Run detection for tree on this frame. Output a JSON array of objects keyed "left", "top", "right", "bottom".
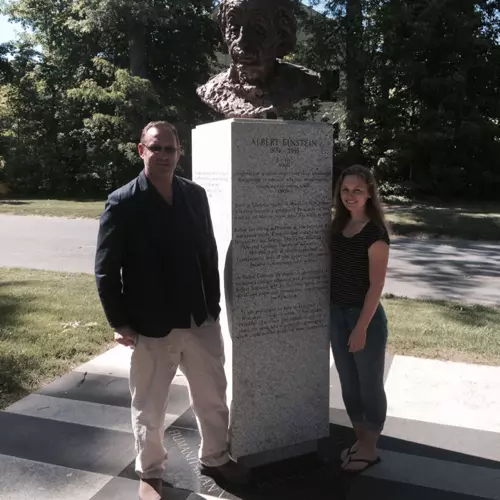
[
  {"left": 0, "top": 43, "right": 13, "bottom": 84},
  {"left": 368, "top": 0, "right": 500, "bottom": 198},
  {"left": 299, "top": 0, "right": 500, "bottom": 199},
  {"left": 66, "top": 57, "right": 171, "bottom": 192},
  {"left": 1, "top": 0, "right": 221, "bottom": 194}
]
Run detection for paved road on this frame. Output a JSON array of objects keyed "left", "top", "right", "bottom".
[{"left": 1, "top": 214, "right": 499, "bottom": 306}]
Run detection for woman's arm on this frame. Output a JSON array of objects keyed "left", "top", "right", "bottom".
[{"left": 356, "top": 240, "right": 390, "bottom": 331}]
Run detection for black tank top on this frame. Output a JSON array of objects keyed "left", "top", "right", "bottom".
[{"left": 330, "top": 220, "right": 390, "bottom": 306}]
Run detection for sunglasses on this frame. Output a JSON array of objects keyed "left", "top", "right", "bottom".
[{"left": 142, "top": 144, "right": 181, "bottom": 155}]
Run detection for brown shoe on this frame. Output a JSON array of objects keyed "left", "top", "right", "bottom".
[
  {"left": 200, "top": 459, "right": 251, "bottom": 485},
  {"left": 138, "top": 478, "right": 162, "bottom": 500}
]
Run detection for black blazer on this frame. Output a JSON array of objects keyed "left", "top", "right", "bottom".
[{"left": 95, "top": 170, "right": 221, "bottom": 337}]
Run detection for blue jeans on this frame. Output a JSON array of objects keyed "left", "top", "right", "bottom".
[{"left": 330, "top": 303, "right": 388, "bottom": 433}]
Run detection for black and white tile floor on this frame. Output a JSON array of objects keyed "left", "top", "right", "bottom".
[{"left": 1, "top": 346, "right": 500, "bottom": 500}]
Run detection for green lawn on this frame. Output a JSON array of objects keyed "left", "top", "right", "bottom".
[
  {"left": 0, "top": 268, "right": 113, "bottom": 409},
  {"left": 1, "top": 267, "right": 499, "bottom": 409},
  {"left": 382, "top": 294, "right": 500, "bottom": 365},
  {"left": 0, "top": 198, "right": 104, "bottom": 219}
]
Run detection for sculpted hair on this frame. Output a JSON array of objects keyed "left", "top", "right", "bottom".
[
  {"left": 332, "top": 165, "right": 389, "bottom": 234},
  {"left": 218, "top": 0, "right": 297, "bottom": 58},
  {"left": 140, "top": 121, "right": 180, "bottom": 146}
]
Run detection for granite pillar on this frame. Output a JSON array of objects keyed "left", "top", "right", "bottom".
[{"left": 192, "top": 118, "right": 333, "bottom": 466}]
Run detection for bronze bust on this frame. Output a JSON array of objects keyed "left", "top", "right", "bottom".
[{"left": 196, "top": 0, "right": 323, "bottom": 118}]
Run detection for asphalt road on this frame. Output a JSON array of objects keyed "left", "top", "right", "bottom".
[{"left": 1, "top": 214, "right": 499, "bottom": 306}]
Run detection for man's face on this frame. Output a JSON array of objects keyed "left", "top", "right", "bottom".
[
  {"left": 222, "top": 0, "right": 283, "bottom": 79},
  {"left": 138, "top": 127, "right": 180, "bottom": 179}
]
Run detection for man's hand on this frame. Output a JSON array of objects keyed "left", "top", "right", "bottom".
[
  {"left": 114, "top": 326, "right": 138, "bottom": 348},
  {"left": 348, "top": 326, "right": 367, "bottom": 353}
]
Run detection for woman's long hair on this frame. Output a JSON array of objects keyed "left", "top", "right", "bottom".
[{"left": 331, "top": 165, "right": 389, "bottom": 234}]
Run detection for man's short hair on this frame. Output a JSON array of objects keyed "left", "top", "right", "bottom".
[{"left": 140, "top": 121, "right": 180, "bottom": 146}]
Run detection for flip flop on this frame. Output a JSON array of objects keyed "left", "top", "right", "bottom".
[
  {"left": 341, "top": 456, "right": 381, "bottom": 475},
  {"left": 340, "top": 443, "right": 358, "bottom": 462}
]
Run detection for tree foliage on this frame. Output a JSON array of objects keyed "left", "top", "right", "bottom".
[
  {"left": 1, "top": 0, "right": 500, "bottom": 199},
  {"left": 297, "top": 0, "right": 500, "bottom": 199},
  {"left": 0, "top": 0, "right": 220, "bottom": 195}
]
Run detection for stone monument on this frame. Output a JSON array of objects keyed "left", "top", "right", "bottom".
[{"left": 192, "top": 0, "right": 333, "bottom": 467}]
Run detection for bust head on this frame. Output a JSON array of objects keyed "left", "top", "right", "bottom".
[
  {"left": 218, "top": 0, "right": 297, "bottom": 84},
  {"left": 196, "top": 0, "right": 321, "bottom": 118}
]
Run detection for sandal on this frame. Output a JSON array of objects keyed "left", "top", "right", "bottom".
[
  {"left": 341, "top": 456, "right": 381, "bottom": 475},
  {"left": 340, "top": 443, "right": 358, "bottom": 462}
]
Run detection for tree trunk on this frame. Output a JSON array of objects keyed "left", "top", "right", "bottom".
[
  {"left": 378, "top": 33, "right": 392, "bottom": 153},
  {"left": 128, "top": 19, "right": 147, "bottom": 78},
  {"left": 345, "top": 0, "right": 365, "bottom": 162}
]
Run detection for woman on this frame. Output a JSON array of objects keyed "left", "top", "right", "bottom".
[{"left": 329, "top": 164, "right": 390, "bottom": 474}]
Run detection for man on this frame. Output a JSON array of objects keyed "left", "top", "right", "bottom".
[{"left": 95, "top": 121, "right": 248, "bottom": 500}]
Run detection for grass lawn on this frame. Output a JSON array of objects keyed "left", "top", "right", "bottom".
[
  {"left": 382, "top": 294, "right": 500, "bottom": 365},
  {"left": 384, "top": 201, "right": 500, "bottom": 241},
  {"left": 0, "top": 268, "right": 113, "bottom": 409},
  {"left": 0, "top": 198, "right": 104, "bottom": 219},
  {"left": 1, "top": 268, "right": 499, "bottom": 409}
]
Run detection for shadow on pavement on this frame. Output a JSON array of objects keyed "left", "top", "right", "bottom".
[
  {"left": 0, "top": 200, "right": 31, "bottom": 206},
  {"left": 387, "top": 204, "right": 500, "bottom": 241},
  {"left": 387, "top": 238, "right": 500, "bottom": 305}
]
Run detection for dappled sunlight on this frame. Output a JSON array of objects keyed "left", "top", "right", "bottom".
[
  {"left": 385, "top": 203, "right": 500, "bottom": 240},
  {"left": 385, "top": 238, "right": 500, "bottom": 306}
]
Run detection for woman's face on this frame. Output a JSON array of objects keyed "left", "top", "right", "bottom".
[{"left": 340, "top": 175, "right": 371, "bottom": 213}]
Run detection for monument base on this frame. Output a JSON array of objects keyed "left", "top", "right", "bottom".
[
  {"left": 124, "top": 411, "right": 349, "bottom": 500},
  {"left": 192, "top": 118, "right": 333, "bottom": 466},
  {"left": 237, "top": 439, "right": 319, "bottom": 469}
]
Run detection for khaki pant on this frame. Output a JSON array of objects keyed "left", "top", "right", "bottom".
[{"left": 129, "top": 317, "right": 230, "bottom": 479}]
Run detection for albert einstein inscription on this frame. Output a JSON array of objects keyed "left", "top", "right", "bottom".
[{"left": 231, "top": 134, "right": 331, "bottom": 339}]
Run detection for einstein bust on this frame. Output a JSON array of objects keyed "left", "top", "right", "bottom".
[{"left": 196, "top": 0, "right": 323, "bottom": 118}]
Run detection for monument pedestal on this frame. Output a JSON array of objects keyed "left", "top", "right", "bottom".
[{"left": 192, "top": 118, "right": 333, "bottom": 467}]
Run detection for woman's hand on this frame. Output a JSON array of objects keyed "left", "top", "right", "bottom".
[{"left": 348, "top": 326, "right": 367, "bottom": 352}]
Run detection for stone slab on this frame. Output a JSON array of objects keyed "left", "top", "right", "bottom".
[
  {"left": 351, "top": 476, "right": 494, "bottom": 500},
  {"left": 6, "top": 394, "right": 134, "bottom": 433},
  {"left": 117, "top": 419, "right": 500, "bottom": 500},
  {"left": 74, "top": 345, "right": 133, "bottom": 379},
  {"left": 7, "top": 391, "right": 189, "bottom": 434},
  {"left": 36, "top": 370, "right": 190, "bottom": 411},
  {"left": 36, "top": 372, "right": 133, "bottom": 408},
  {"left": 192, "top": 118, "right": 333, "bottom": 463},
  {"left": 365, "top": 449, "right": 500, "bottom": 500},
  {"left": 0, "top": 412, "right": 134, "bottom": 476},
  {"left": 330, "top": 411, "right": 500, "bottom": 469},
  {"left": 90, "top": 477, "right": 191, "bottom": 500},
  {"left": 0, "top": 454, "right": 112, "bottom": 500},
  {"left": 73, "top": 345, "right": 189, "bottom": 387},
  {"left": 118, "top": 426, "right": 236, "bottom": 499},
  {"left": 384, "top": 355, "right": 500, "bottom": 433},
  {"left": 132, "top": 425, "right": 343, "bottom": 499}
]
